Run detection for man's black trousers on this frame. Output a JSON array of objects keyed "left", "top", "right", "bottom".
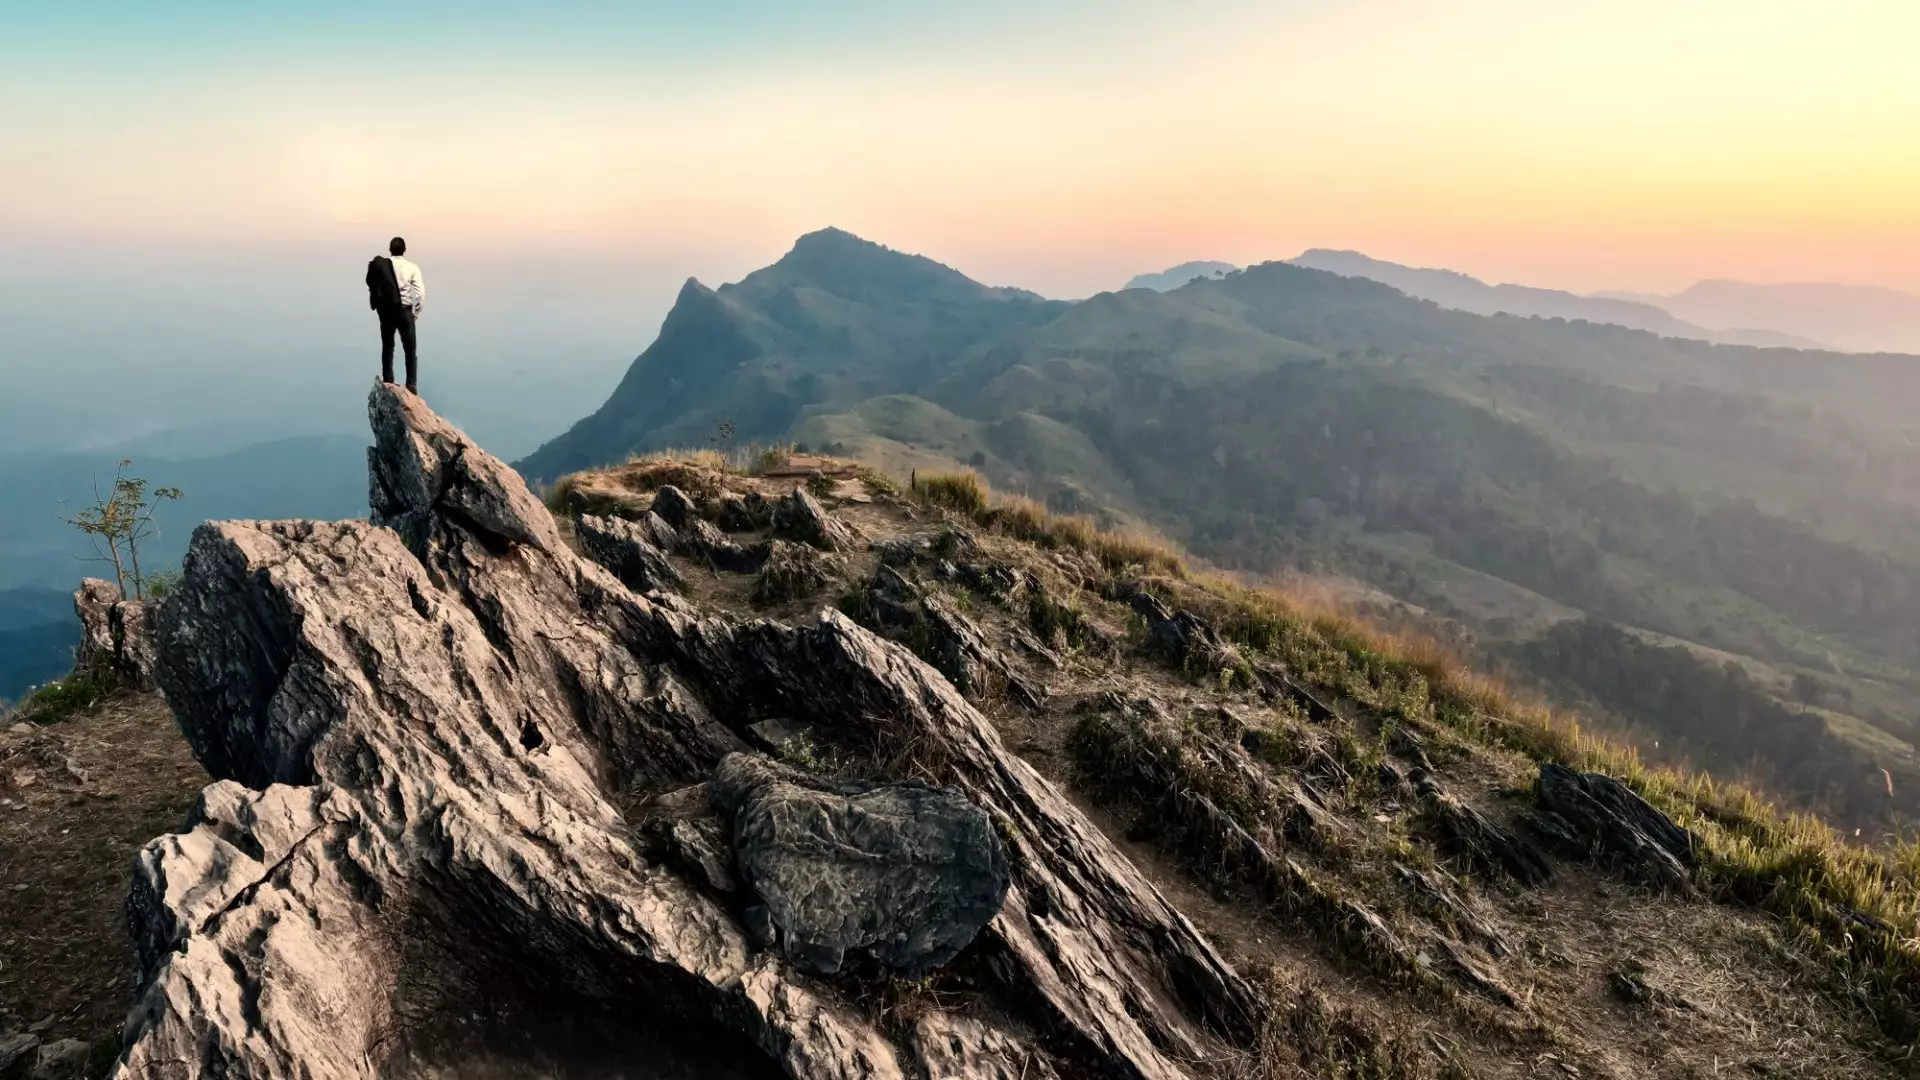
[{"left": 378, "top": 304, "right": 418, "bottom": 388}]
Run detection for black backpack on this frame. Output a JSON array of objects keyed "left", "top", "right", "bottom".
[{"left": 365, "top": 256, "right": 402, "bottom": 309}]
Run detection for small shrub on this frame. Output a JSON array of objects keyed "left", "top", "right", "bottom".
[
  {"left": 141, "top": 567, "right": 184, "bottom": 600},
  {"left": 12, "top": 666, "right": 115, "bottom": 725}
]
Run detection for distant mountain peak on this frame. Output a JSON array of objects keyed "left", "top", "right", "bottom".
[
  {"left": 748, "top": 227, "right": 1023, "bottom": 306},
  {"left": 786, "top": 226, "right": 881, "bottom": 256},
  {"left": 1124, "top": 260, "right": 1239, "bottom": 293}
]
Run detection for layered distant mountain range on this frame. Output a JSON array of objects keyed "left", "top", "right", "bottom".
[
  {"left": 524, "top": 227, "right": 1920, "bottom": 829},
  {"left": 1127, "top": 249, "right": 1920, "bottom": 353}
]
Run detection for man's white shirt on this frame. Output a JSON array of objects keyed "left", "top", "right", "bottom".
[{"left": 390, "top": 255, "right": 426, "bottom": 312}]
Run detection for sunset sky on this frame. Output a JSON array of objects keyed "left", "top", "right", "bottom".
[{"left": 5, "top": 0, "right": 1919, "bottom": 297}]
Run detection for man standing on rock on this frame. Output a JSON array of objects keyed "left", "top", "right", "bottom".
[{"left": 365, "top": 237, "right": 427, "bottom": 394}]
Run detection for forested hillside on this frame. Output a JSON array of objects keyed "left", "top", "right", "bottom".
[{"left": 521, "top": 230, "right": 1920, "bottom": 832}]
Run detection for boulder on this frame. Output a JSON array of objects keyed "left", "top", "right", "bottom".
[
  {"left": 710, "top": 753, "right": 1010, "bottom": 977},
  {"left": 751, "top": 540, "right": 832, "bottom": 605},
  {"left": 1535, "top": 764, "right": 1697, "bottom": 892},
  {"left": 772, "top": 488, "right": 855, "bottom": 552},
  {"left": 115, "top": 383, "right": 1256, "bottom": 1080},
  {"left": 576, "top": 513, "right": 685, "bottom": 595},
  {"left": 649, "top": 484, "right": 701, "bottom": 530},
  {"left": 716, "top": 492, "right": 772, "bottom": 533}
]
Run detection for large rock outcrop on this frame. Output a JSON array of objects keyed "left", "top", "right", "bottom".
[{"left": 116, "top": 384, "right": 1253, "bottom": 1079}]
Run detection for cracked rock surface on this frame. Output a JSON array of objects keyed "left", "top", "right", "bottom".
[{"left": 115, "top": 384, "right": 1250, "bottom": 1079}]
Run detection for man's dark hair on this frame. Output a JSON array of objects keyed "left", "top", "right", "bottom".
[{"left": 389, "top": 237, "right": 406, "bottom": 256}]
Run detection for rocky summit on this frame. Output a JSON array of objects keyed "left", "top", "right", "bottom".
[
  {"left": 114, "top": 385, "right": 1249, "bottom": 1079},
  {"left": 89, "top": 384, "right": 1915, "bottom": 1079}
]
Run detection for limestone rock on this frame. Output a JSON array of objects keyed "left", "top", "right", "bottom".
[
  {"left": 113, "top": 383, "right": 1255, "bottom": 1080},
  {"left": 577, "top": 513, "right": 685, "bottom": 595},
  {"left": 710, "top": 753, "right": 1010, "bottom": 977},
  {"left": 73, "top": 579, "right": 118, "bottom": 668},
  {"left": 72, "top": 579, "right": 156, "bottom": 690}
]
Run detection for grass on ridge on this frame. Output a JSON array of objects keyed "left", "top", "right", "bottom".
[
  {"left": 909, "top": 469, "right": 1185, "bottom": 577},
  {"left": 900, "top": 465, "right": 1920, "bottom": 1044},
  {"left": 548, "top": 449, "right": 1920, "bottom": 1044}
]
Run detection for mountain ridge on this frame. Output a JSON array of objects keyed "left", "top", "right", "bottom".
[
  {"left": 1284, "top": 249, "right": 1822, "bottom": 348},
  {"left": 520, "top": 227, "right": 1920, "bottom": 837}
]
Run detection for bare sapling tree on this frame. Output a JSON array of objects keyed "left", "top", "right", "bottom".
[{"left": 60, "top": 459, "right": 184, "bottom": 601}]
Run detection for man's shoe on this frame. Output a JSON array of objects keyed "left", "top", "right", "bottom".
[{"left": 405, "top": 384, "right": 419, "bottom": 395}]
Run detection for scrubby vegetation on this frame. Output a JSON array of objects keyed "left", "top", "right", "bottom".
[
  {"left": 891, "top": 469, "right": 1920, "bottom": 1049},
  {"left": 911, "top": 469, "right": 1184, "bottom": 576},
  {"left": 6, "top": 664, "right": 115, "bottom": 726}
]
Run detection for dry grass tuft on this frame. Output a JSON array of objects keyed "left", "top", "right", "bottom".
[{"left": 906, "top": 470, "right": 1185, "bottom": 576}]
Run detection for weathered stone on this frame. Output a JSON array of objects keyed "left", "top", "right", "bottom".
[
  {"left": 576, "top": 513, "right": 685, "bottom": 595},
  {"left": 650, "top": 484, "right": 701, "bottom": 530},
  {"left": 710, "top": 753, "right": 1010, "bottom": 977},
  {"left": 685, "top": 517, "right": 769, "bottom": 574},
  {"left": 1129, "top": 592, "right": 1175, "bottom": 625},
  {"left": 73, "top": 579, "right": 118, "bottom": 668},
  {"left": 29, "top": 1040, "right": 88, "bottom": 1080},
  {"left": 1413, "top": 769, "right": 1552, "bottom": 887},
  {"left": 1395, "top": 864, "right": 1510, "bottom": 958},
  {"left": 1536, "top": 764, "right": 1697, "bottom": 892},
  {"left": 1143, "top": 608, "right": 1241, "bottom": 674},
  {"left": 751, "top": 541, "right": 832, "bottom": 605},
  {"left": 72, "top": 579, "right": 156, "bottom": 691},
  {"left": 716, "top": 492, "right": 773, "bottom": 533},
  {"left": 910, "top": 1014, "right": 1055, "bottom": 1080},
  {"left": 0, "top": 1033, "right": 39, "bottom": 1080},
  {"left": 920, "top": 594, "right": 1004, "bottom": 697},
  {"left": 117, "top": 383, "right": 1254, "bottom": 1080},
  {"left": 772, "top": 489, "right": 856, "bottom": 552},
  {"left": 641, "top": 791, "right": 740, "bottom": 894}
]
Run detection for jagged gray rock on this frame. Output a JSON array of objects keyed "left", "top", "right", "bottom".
[
  {"left": 1535, "top": 763, "right": 1697, "bottom": 892},
  {"left": 28, "top": 1040, "right": 88, "bottom": 1080},
  {"left": 650, "top": 484, "right": 702, "bottom": 530},
  {"left": 1141, "top": 606, "right": 1242, "bottom": 675},
  {"left": 710, "top": 753, "right": 1010, "bottom": 977},
  {"left": 0, "top": 1033, "right": 38, "bottom": 1080},
  {"left": 114, "top": 383, "right": 1255, "bottom": 1080},
  {"left": 771, "top": 488, "right": 855, "bottom": 552},
  {"left": 72, "top": 579, "right": 156, "bottom": 691},
  {"left": 1413, "top": 769, "right": 1552, "bottom": 887},
  {"left": 576, "top": 513, "right": 685, "bottom": 594},
  {"left": 751, "top": 540, "right": 832, "bottom": 605},
  {"left": 718, "top": 492, "right": 773, "bottom": 533}
]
